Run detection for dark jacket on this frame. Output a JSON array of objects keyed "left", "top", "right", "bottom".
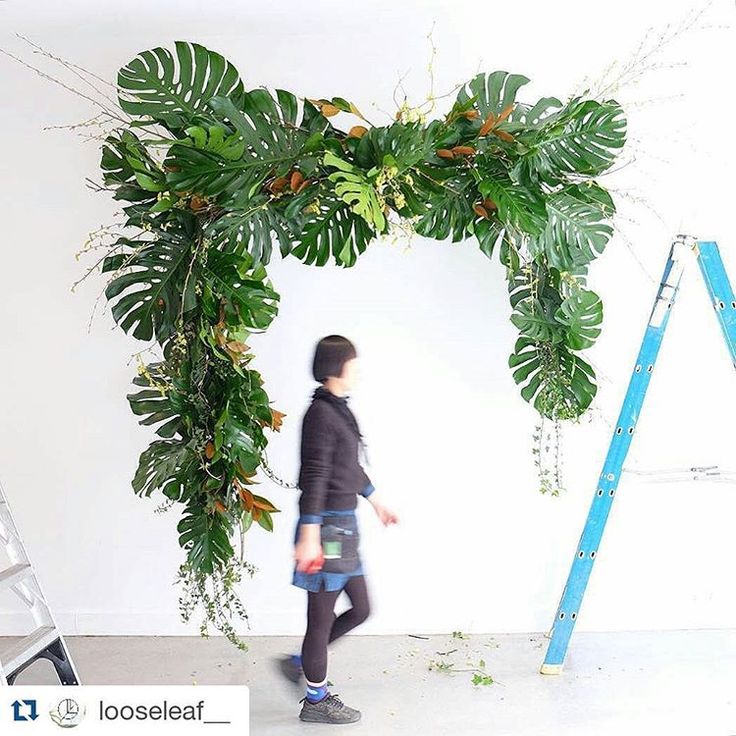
[{"left": 297, "top": 386, "right": 375, "bottom": 524}]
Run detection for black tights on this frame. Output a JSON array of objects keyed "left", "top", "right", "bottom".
[{"left": 301, "top": 575, "right": 371, "bottom": 683}]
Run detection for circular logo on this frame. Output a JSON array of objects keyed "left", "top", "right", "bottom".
[{"left": 48, "top": 698, "right": 86, "bottom": 728}]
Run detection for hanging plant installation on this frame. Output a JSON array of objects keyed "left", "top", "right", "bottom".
[{"left": 95, "top": 41, "right": 626, "bottom": 646}]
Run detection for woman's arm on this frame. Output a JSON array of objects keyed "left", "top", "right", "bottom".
[{"left": 297, "top": 402, "right": 336, "bottom": 523}]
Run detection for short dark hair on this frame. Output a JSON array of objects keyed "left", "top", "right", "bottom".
[{"left": 312, "top": 335, "right": 357, "bottom": 383}]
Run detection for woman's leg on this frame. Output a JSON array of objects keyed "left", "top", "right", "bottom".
[
  {"left": 328, "top": 575, "right": 371, "bottom": 644},
  {"left": 301, "top": 583, "right": 342, "bottom": 685}
]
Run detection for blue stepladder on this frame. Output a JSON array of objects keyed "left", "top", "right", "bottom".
[{"left": 540, "top": 236, "right": 736, "bottom": 675}]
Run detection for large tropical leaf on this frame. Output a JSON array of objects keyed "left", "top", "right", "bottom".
[
  {"left": 353, "top": 121, "right": 428, "bottom": 172},
  {"left": 478, "top": 176, "right": 547, "bottom": 236},
  {"left": 203, "top": 204, "right": 293, "bottom": 267},
  {"left": 508, "top": 266, "right": 565, "bottom": 344},
  {"left": 132, "top": 439, "right": 201, "bottom": 501},
  {"left": 203, "top": 250, "right": 279, "bottom": 329},
  {"left": 214, "top": 397, "right": 261, "bottom": 474},
  {"left": 509, "top": 337, "right": 597, "bottom": 418},
  {"left": 100, "top": 130, "right": 161, "bottom": 206},
  {"left": 163, "top": 123, "right": 250, "bottom": 201},
  {"left": 324, "top": 152, "right": 386, "bottom": 232},
  {"left": 470, "top": 217, "right": 505, "bottom": 260},
  {"left": 514, "top": 98, "right": 626, "bottom": 185},
  {"left": 206, "top": 90, "right": 310, "bottom": 178},
  {"left": 455, "top": 71, "right": 531, "bottom": 120},
  {"left": 531, "top": 191, "right": 613, "bottom": 270},
  {"left": 412, "top": 164, "right": 476, "bottom": 243},
  {"left": 511, "top": 96, "right": 565, "bottom": 127},
  {"left": 555, "top": 288, "right": 603, "bottom": 350},
  {"left": 102, "top": 230, "right": 196, "bottom": 342},
  {"left": 178, "top": 503, "right": 234, "bottom": 575},
  {"left": 161, "top": 90, "right": 312, "bottom": 209},
  {"left": 127, "top": 362, "right": 185, "bottom": 439},
  {"left": 117, "top": 41, "right": 244, "bottom": 129},
  {"left": 284, "top": 189, "right": 374, "bottom": 267}
]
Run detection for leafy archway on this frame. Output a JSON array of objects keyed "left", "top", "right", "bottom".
[{"left": 97, "top": 41, "right": 626, "bottom": 646}]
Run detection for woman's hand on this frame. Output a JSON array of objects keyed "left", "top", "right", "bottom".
[
  {"left": 369, "top": 495, "right": 400, "bottom": 526},
  {"left": 294, "top": 524, "right": 323, "bottom": 573}
]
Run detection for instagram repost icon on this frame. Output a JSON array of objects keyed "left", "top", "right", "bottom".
[{"left": 48, "top": 698, "right": 86, "bottom": 728}]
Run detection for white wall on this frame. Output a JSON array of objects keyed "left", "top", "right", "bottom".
[{"left": 0, "top": 0, "right": 734, "bottom": 638}]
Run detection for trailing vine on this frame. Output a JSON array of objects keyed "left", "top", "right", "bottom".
[{"left": 78, "top": 41, "right": 626, "bottom": 644}]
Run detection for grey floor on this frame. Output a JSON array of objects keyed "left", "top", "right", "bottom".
[{"left": 4, "top": 630, "right": 736, "bottom": 735}]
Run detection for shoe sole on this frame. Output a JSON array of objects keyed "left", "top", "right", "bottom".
[{"left": 298, "top": 712, "right": 361, "bottom": 724}]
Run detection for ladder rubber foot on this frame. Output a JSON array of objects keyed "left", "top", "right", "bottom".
[{"left": 539, "top": 663, "right": 563, "bottom": 675}]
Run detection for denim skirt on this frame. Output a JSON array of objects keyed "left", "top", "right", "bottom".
[{"left": 292, "top": 509, "right": 364, "bottom": 592}]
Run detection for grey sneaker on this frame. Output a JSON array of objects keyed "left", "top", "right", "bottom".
[{"left": 298, "top": 692, "right": 361, "bottom": 724}]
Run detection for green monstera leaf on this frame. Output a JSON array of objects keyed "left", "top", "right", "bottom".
[
  {"left": 178, "top": 503, "right": 235, "bottom": 575},
  {"left": 324, "top": 151, "right": 387, "bottom": 233},
  {"left": 117, "top": 41, "right": 245, "bottom": 129},
  {"left": 412, "top": 163, "right": 477, "bottom": 243},
  {"left": 284, "top": 187, "right": 374, "bottom": 268},
  {"left": 479, "top": 176, "right": 547, "bottom": 236},
  {"left": 126, "top": 360, "right": 195, "bottom": 440},
  {"left": 352, "top": 121, "right": 429, "bottom": 172},
  {"left": 508, "top": 265, "right": 565, "bottom": 344},
  {"left": 203, "top": 205, "right": 294, "bottom": 267},
  {"left": 514, "top": 98, "right": 626, "bottom": 186},
  {"left": 132, "top": 439, "right": 201, "bottom": 502},
  {"left": 455, "top": 70, "right": 531, "bottom": 120},
  {"left": 202, "top": 250, "right": 279, "bottom": 330},
  {"left": 532, "top": 191, "right": 614, "bottom": 270},
  {"left": 555, "top": 288, "right": 603, "bottom": 350},
  {"left": 509, "top": 337, "right": 597, "bottom": 419},
  {"left": 102, "top": 230, "right": 196, "bottom": 342},
  {"left": 214, "top": 398, "right": 261, "bottom": 474}
]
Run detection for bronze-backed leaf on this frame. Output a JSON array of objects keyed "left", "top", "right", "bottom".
[
  {"left": 238, "top": 485, "right": 255, "bottom": 511},
  {"left": 452, "top": 145, "right": 476, "bottom": 156},
  {"left": 493, "top": 129, "right": 515, "bottom": 143},
  {"left": 290, "top": 170, "right": 304, "bottom": 191},
  {"left": 479, "top": 111, "right": 496, "bottom": 136},
  {"left": 495, "top": 102, "right": 515, "bottom": 125},
  {"left": 270, "top": 408, "right": 286, "bottom": 431},
  {"left": 251, "top": 494, "right": 279, "bottom": 513}
]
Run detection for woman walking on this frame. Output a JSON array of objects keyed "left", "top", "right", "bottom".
[{"left": 277, "top": 335, "right": 399, "bottom": 724}]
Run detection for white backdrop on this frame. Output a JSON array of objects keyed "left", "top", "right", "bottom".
[{"left": 0, "top": 0, "right": 735, "bottom": 637}]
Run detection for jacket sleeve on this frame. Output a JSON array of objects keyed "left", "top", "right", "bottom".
[
  {"left": 298, "top": 403, "right": 337, "bottom": 524},
  {"left": 360, "top": 471, "right": 375, "bottom": 499}
]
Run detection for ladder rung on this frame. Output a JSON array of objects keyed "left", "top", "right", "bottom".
[
  {"left": 0, "top": 626, "right": 58, "bottom": 676},
  {"left": 0, "top": 563, "right": 33, "bottom": 590}
]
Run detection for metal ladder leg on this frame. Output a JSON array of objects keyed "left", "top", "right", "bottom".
[
  {"left": 0, "top": 480, "right": 80, "bottom": 685},
  {"left": 696, "top": 241, "right": 736, "bottom": 365},
  {"left": 540, "top": 237, "right": 694, "bottom": 674}
]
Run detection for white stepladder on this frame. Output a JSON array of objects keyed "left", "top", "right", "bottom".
[
  {"left": 0, "top": 479, "right": 79, "bottom": 685},
  {"left": 540, "top": 235, "right": 736, "bottom": 675}
]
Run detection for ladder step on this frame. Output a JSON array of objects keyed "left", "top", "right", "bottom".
[
  {"left": 0, "top": 626, "right": 58, "bottom": 676},
  {"left": 0, "top": 563, "right": 33, "bottom": 590}
]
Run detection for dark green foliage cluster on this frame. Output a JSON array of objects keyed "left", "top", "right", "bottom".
[{"left": 97, "top": 41, "right": 626, "bottom": 642}]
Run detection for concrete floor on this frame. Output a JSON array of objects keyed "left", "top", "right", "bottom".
[{"left": 4, "top": 629, "right": 736, "bottom": 735}]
